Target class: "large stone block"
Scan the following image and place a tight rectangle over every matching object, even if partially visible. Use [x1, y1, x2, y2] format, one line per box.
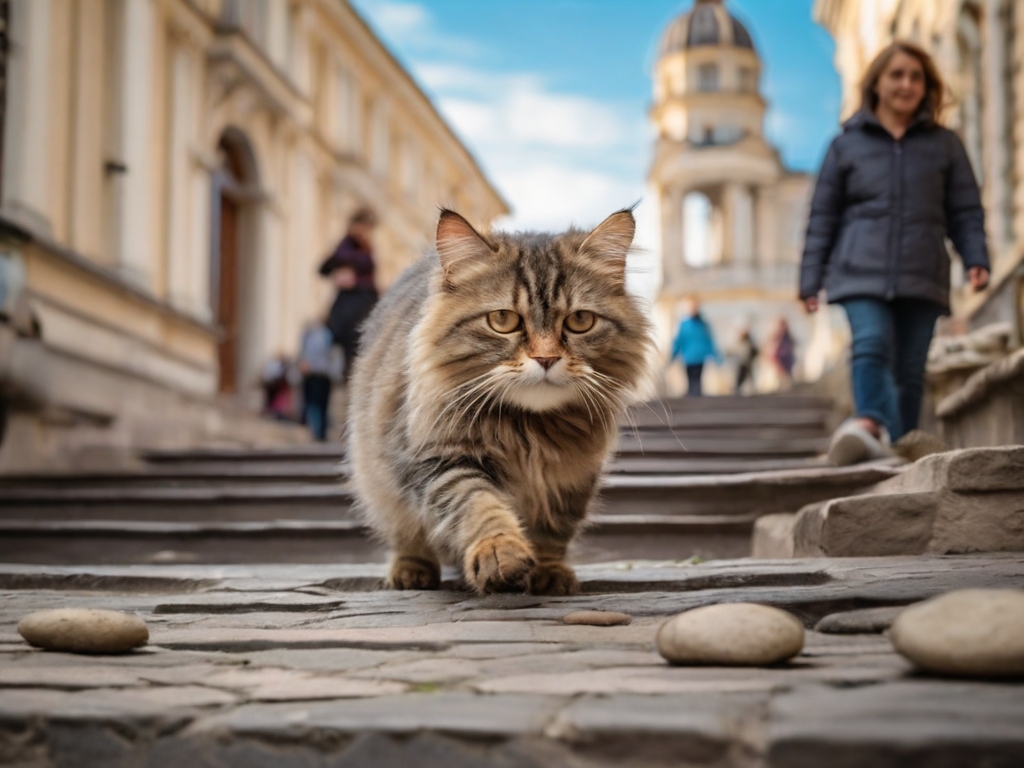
[793, 489, 1024, 558]
[875, 446, 1024, 495]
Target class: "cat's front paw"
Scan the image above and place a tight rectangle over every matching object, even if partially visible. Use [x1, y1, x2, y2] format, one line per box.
[528, 562, 579, 596]
[387, 555, 441, 590]
[466, 534, 535, 594]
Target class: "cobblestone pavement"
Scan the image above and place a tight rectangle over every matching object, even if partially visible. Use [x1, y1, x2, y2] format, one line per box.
[1, 555, 1023, 767]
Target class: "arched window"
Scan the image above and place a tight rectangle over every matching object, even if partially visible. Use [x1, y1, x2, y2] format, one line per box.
[684, 191, 713, 266]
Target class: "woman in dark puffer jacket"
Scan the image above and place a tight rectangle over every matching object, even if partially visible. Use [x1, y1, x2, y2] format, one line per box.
[800, 41, 991, 465]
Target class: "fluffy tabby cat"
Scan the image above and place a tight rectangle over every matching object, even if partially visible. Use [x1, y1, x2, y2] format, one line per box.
[348, 208, 654, 595]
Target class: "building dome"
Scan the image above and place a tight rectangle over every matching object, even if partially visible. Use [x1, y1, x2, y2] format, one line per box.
[659, 0, 755, 57]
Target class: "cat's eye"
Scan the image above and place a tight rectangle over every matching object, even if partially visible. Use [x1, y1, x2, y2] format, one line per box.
[487, 310, 522, 333]
[564, 310, 596, 333]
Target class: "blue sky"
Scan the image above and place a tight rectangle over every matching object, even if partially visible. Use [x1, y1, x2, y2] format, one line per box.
[349, 0, 841, 288]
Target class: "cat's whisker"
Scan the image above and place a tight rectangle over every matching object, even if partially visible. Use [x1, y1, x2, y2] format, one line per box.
[571, 380, 597, 425]
[438, 375, 496, 425]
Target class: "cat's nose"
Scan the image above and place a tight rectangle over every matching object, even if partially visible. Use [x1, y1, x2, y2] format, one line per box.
[532, 356, 561, 371]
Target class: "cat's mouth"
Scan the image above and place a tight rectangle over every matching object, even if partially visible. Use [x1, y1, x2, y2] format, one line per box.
[503, 378, 578, 413]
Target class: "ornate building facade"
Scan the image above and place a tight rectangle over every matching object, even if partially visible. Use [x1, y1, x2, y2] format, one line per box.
[0, 0, 507, 469]
[814, 0, 1023, 334]
[650, 0, 819, 394]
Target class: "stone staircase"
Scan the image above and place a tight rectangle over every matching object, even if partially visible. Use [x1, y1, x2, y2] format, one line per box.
[0, 395, 902, 566]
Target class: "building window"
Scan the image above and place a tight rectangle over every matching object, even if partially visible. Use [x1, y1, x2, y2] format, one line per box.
[957, 6, 984, 184]
[739, 67, 757, 93]
[369, 100, 389, 177]
[334, 65, 353, 152]
[697, 63, 719, 92]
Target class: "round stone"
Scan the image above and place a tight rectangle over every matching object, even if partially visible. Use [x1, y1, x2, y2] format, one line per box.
[18, 609, 149, 654]
[563, 610, 632, 626]
[889, 589, 1024, 678]
[656, 603, 804, 666]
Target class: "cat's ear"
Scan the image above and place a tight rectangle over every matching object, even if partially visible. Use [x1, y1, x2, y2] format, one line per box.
[436, 209, 498, 284]
[579, 209, 635, 282]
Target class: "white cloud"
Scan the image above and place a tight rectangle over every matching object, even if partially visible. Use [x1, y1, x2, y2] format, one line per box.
[358, 1, 480, 58]
[353, 0, 659, 301]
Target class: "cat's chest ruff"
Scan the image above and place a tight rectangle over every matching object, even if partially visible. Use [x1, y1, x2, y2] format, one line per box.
[496, 419, 608, 499]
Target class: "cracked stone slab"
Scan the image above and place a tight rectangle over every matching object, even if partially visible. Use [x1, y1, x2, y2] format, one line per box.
[193, 693, 567, 738]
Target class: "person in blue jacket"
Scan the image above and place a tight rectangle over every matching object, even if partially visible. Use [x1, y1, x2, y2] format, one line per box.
[671, 298, 721, 397]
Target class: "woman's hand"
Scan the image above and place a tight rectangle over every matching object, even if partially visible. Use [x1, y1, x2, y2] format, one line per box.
[968, 266, 990, 292]
[331, 266, 358, 290]
[803, 296, 819, 314]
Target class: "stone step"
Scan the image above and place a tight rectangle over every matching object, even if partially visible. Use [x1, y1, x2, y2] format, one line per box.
[0, 461, 348, 487]
[0, 513, 756, 565]
[752, 446, 1024, 559]
[613, 433, 827, 457]
[0, 457, 831, 490]
[0, 454, 833, 490]
[606, 456, 829, 475]
[0, 463, 899, 522]
[624, 404, 831, 430]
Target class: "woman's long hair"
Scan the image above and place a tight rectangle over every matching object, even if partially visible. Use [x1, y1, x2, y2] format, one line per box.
[859, 40, 947, 123]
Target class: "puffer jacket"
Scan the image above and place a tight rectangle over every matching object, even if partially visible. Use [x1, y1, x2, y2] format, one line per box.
[672, 315, 721, 366]
[799, 109, 989, 309]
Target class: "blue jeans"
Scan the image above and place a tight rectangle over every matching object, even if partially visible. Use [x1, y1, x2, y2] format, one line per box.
[302, 374, 332, 442]
[840, 298, 944, 441]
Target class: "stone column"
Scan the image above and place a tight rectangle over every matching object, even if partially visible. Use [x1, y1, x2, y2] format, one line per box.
[1014, 0, 1024, 249]
[109, 0, 156, 289]
[754, 185, 778, 267]
[724, 182, 753, 267]
[660, 186, 685, 295]
[982, 0, 1010, 259]
[165, 34, 199, 315]
[3, 0, 53, 234]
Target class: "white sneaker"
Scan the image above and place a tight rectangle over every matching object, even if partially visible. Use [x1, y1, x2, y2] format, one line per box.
[827, 420, 893, 466]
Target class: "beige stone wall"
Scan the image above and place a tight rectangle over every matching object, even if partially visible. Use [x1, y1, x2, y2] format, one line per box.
[1, 0, 507, 405]
[0, 0, 506, 464]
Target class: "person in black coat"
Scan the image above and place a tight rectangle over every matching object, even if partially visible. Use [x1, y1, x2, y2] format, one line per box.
[800, 41, 990, 465]
[319, 207, 379, 380]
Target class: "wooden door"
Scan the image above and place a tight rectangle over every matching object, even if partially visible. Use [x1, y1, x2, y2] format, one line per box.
[217, 194, 240, 393]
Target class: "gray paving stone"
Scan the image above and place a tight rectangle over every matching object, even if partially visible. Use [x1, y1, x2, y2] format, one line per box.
[766, 681, 1024, 767]
[195, 694, 566, 738]
[0, 665, 146, 689]
[2, 556, 1023, 766]
[815, 606, 906, 634]
[547, 692, 766, 764]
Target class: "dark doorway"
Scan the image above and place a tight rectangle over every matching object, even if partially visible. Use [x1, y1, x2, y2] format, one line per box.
[216, 192, 240, 392]
[211, 132, 255, 394]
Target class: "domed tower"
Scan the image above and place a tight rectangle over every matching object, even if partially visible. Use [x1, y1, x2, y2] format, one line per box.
[650, 0, 815, 392]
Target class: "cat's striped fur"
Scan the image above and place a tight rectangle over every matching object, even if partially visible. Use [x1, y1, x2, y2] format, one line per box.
[348, 209, 654, 595]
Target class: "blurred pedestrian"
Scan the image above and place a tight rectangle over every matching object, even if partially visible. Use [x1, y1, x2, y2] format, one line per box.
[261, 353, 297, 421]
[298, 317, 335, 441]
[800, 41, 990, 465]
[733, 328, 758, 395]
[320, 207, 379, 379]
[671, 298, 721, 397]
[767, 318, 795, 389]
